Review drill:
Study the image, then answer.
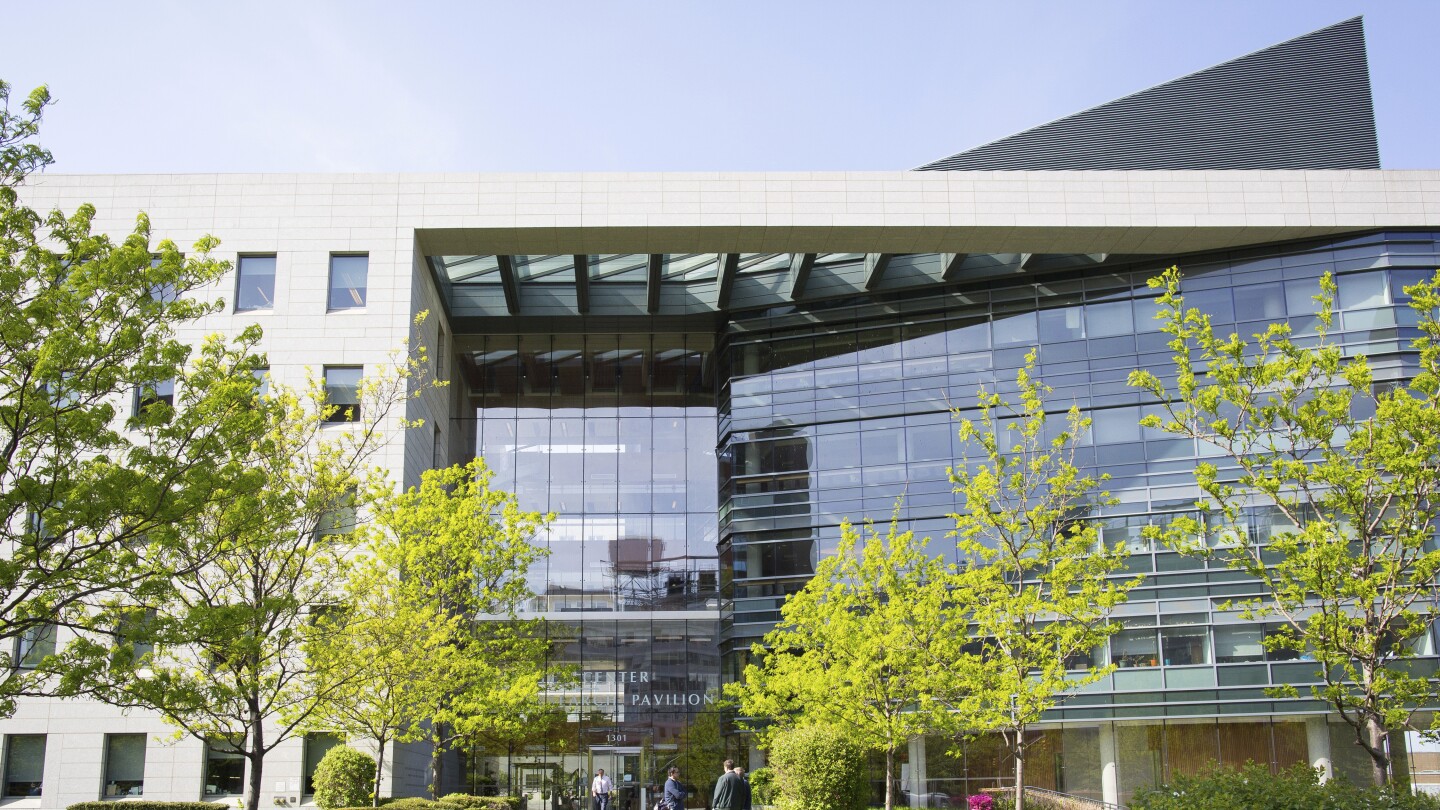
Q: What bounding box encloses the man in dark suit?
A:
[711,760,742,810]
[732,767,751,810]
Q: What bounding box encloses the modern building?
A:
[3,14,1440,809]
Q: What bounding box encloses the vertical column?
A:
[1099,723,1119,807]
[1307,716,1333,782]
[908,736,928,804]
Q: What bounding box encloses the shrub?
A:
[966,796,993,810]
[379,799,464,810]
[314,745,378,810]
[1129,763,1440,810]
[69,804,227,810]
[441,795,522,810]
[749,768,776,806]
[766,725,868,810]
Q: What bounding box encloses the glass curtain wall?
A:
[459,333,719,803]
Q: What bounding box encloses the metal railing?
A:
[1015,786,1124,810]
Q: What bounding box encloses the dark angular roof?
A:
[916,17,1380,171]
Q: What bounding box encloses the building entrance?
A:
[589,747,646,810]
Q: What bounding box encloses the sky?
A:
[2,1,1438,174]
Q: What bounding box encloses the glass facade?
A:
[460,333,720,802]
[448,231,1440,799]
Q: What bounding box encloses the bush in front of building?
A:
[69,804,230,810]
[313,745,378,809]
[377,799,464,810]
[1130,762,1440,810]
[766,725,868,810]
[441,794,522,810]
[748,768,776,806]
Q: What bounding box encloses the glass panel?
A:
[1161,627,1209,666]
[328,255,369,310]
[1338,271,1387,310]
[103,734,145,796]
[1086,300,1135,338]
[1112,629,1159,668]
[304,733,344,794]
[204,738,245,796]
[323,367,363,423]
[235,255,276,311]
[3,735,44,797]
[1233,283,1286,322]
[15,624,56,669]
[1215,626,1264,663]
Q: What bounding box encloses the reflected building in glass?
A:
[7,15,1440,809]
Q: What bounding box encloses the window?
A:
[327,255,368,310]
[323,367,362,423]
[203,738,245,796]
[235,255,276,312]
[1110,628,1158,668]
[115,608,156,661]
[103,734,145,796]
[148,256,178,303]
[317,488,357,538]
[1214,626,1265,663]
[303,733,343,794]
[135,378,175,416]
[252,367,270,400]
[14,624,56,669]
[3,735,45,797]
[1160,626,1209,666]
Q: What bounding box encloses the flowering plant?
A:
[966,796,994,810]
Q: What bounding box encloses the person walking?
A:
[732,767,751,810]
[712,760,742,810]
[592,769,614,810]
[664,767,686,810]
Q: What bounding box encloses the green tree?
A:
[1129,266,1440,786]
[942,353,1136,810]
[354,457,554,798]
[0,80,273,714]
[54,343,436,810]
[728,516,953,810]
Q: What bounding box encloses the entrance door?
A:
[588,748,646,810]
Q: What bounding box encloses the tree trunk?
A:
[374,737,388,807]
[246,706,266,810]
[884,744,894,810]
[1365,716,1390,787]
[430,725,447,799]
[1013,732,1026,810]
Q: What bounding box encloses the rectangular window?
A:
[1160,626,1210,666]
[317,488,357,538]
[3,734,45,797]
[235,255,276,312]
[148,256,178,303]
[1110,629,1159,668]
[103,734,146,796]
[1214,626,1265,663]
[323,366,362,423]
[303,733,343,794]
[203,738,245,796]
[327,255,368,310]
[14,624,56,669]
[253,367,269,400]
[115,608,156,661]
[135,379,175,416]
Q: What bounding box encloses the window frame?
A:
[2,734,46,797]
[326,254,369,311]
[102,733,146,797]
[322,366,363,424]
[234,254,278,313]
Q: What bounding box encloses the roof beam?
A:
[496,255,520,314]
[716,253,739,309]
[788,253,817,300]
[1085,253,1109,264]
[647,254,663,314]
[573,254,589,313]
[863,253,894,290]
[941,252,969,281]
[1018,253,1036,270]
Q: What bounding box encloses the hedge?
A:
[314,746,377,810]
[441,795,523,810]
[1130,763,1440,810]
[69,805,228,810]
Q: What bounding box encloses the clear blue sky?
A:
[3,1,1437,173]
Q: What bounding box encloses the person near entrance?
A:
[592,769,614,810]
[712,761,743,810]
[732,767,750,810]
[663,767,685,810]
